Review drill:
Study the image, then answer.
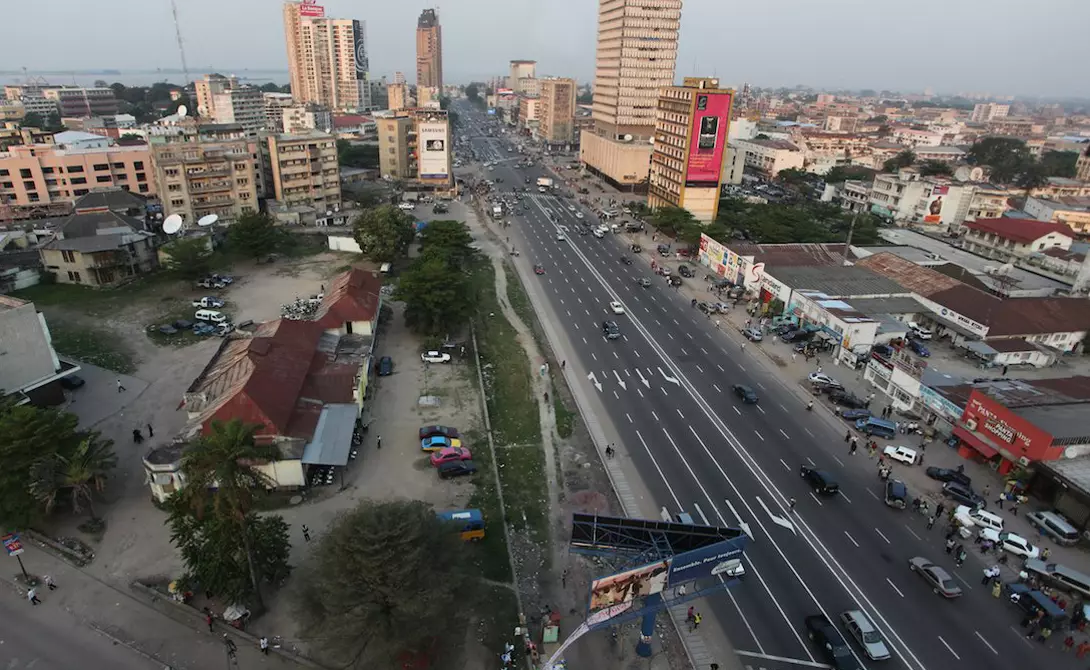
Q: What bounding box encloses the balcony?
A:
[86,251,125,268]
[186,166,231,179]
[190,180,234,193]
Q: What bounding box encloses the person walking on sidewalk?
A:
[116,379,126,393]
[690,612,702,632]
[43,575,56,590]
[302,525,311,542]
[260,636,269,655]
[205,610,214,633]
[27,587,41,605]
[686,606,694,623]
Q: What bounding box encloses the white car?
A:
[556,231,567,241]
[808,372,840,387]
[397,202,415,211]
[421,351,452,364]
[575,212,584,219]
[978,528,1040,559]
[609,301,625,315]
[567,205,576,212]
[882,445,919,465]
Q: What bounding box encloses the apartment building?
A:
[509,60,536,90]
[263,132,341,210]
[283,104,333,134]
[868,170,1009,228]
[411,109,452,190]
[148,123,259,225]
[42,87,118,117]
[648,77,734,223]
[537,77,576,145]
[1025,196,1090,235]
[0,295,76,406]
[1076,146,1090,182]
[263,92,295,132]
[368,78,389,110]
[961,218,1074,262]
[211,86,267,132]
[39,206,158,288]
[416,9,443,90]
[377,116,413,180]
[0,136,153,220]
[282,1,371,112]
[731,138,804,176]
[194,73,239,117]
[580,0,682,191]
[387,83,408,112]
[518,97,540,130]
[3,84,59,117]
[970,103,1009,123]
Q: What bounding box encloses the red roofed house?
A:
[961,218,1074,263]
[313,268,384,336]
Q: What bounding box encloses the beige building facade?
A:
[211,87,267,132]
[194,73,238,117]
[416,9,443,90]
[509,60,536,90]
[538,78,576,144]
[282,2,370,112]
[378,116,413,179]
[263,132,341,210]
[387,83,408,111]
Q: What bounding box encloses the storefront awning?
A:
[301,404,359,467]
[952,425,1000,459]
[966,341,998,357]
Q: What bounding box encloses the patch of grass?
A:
[494,446,549,541]
[503,261,534,327]
[48,319,136,373]
[281,234,328,258]
[14,274,181,317]
[470,583,520,659]
[552,382,574,440]
[464,427,513,583]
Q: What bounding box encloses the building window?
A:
[165,168,179,177]
[0,169,7,177]
[61,250,76,263]
[19,168,32,178]
[93,163,109,171]
[23,180,35,191]
[171,198,184,208]
[28,192,39,202]
[0,182,11,189]
[68,165,84,173]
[167,183,181,192]
[73,188,89,196]
[96,175,112,183]
[136,172,146,182]
[66,270,81,283]
[41,167,54,175]
[133,161,144,170]
[71,177,87,185]
[138,184,149,193]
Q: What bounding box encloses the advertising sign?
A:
[685,91,734,188]
[588,560,670,611]
[667,539,747,584]
[299,0,325,17]
[919,385,963,422]
[2,532,24,557]
[923,185,949,223]
[352,20,368,76]
[418,120,450,179]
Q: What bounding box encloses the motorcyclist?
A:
[806,400,814,411]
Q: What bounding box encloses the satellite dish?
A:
[162,214,183,235]
[198,214,219,227]
[954,166,971,182]
[177,104,188,118]
[623,134,633,141]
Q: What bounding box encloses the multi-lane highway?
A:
[454,103,1065,670]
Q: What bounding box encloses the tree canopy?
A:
[293,500,473,666]
[714,198,881,246]
[1039,150,1079,179]
[823,165,877,184]
[464,83,480,101]
[394,220,476,335]
[967,137,1032,183]
[882,149,916,173]
[917,160,954,177]
[352,206,416,263]
[337,139,379,169]
[162,236,213,279]
[227,212,290,259]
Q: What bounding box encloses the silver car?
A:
[839,610,890,661]
[743,327,763,341]
[908,556,962,598]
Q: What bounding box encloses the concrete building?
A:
[731,138,804,176]
[283,104,333,134]
[263,92,295,132]
[580,0,682,191]
[194,73,239,117]
[960,218,1075,262]
[411,108,452,191]
[148,123,259,225]
[0,295,80,406]
[518,96,540,130]
[211,86,267,132]
[42,87,118,117]
[971,103,1009,123]
[823,116,857,133]
[1025,195,1090,235]
[377,116,413,180]
[387,83,408,112]
[1076,145,1090,182]
[263,132,341,210]
[648,77,734,223]
[3,83,58,118]
[867,170,1008,228]
[282,1,370,112]
[416,9,443,91]
[537,77,576,145]
[509,60,536,91]
[0,137,153,218]
[721,146,745,185]
[418,86,438,108]
[368,77,388,110]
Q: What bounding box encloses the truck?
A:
[491,204,504,219]
[536,177,554,188]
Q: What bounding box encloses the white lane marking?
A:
[590,352,597,361]
[975,631,998,655]
[625,413,633,424]
[804,427,814,437]
[832,455,845,467]
[756,405,766,415]
[875,528,891,544]
[633,430,682,509]
[807,457,816,466]
[660,386,668,396]
[726,590,765,655]
[733,406,741,415]
[867,488,880,501]
[613,390,619,399]
[951,571,973,591]
[809,492,824,506]
[701,347,709,354]
[904,525,922,541]
[844,531,859,547]
[733,652,832,669]
[636,388,644,398]
[886,578,905,598]
[779,429,790,440]
[712,384,722,393]
[779,459,790,471]
[756,496,794,532]
[938,636,960,660]
[657,367,680,385]
[651,411,659,422]
[695,364,704,373]
[723,497,754,539]
[779,404,787,412]
[1010,626,1035,648]
[754,431,764,441]
[717,364,725,372]
[839,490,852,504]
[738,364,746,371]
[676,408,685,420]
[613,370,627,390]
[757,382,766,390]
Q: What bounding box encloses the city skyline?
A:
[2,0,1087,98]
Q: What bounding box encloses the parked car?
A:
[801,465,839,495]
[828,389,867,409]
[678,265,694,278]
[781,329,811,343]
[733,384,759,404]
[192,296,226,309]
[804,614,861,670]
[908,556,962,598]
[840,408,871,420]
[885,479,909,509]
[942,481,987,508]
[421,351,452,364]
[60,375,86,390]
[421,435,463,451]
[377,356,394,376]
[808,372,840,388]
[839,609,890,661]
[908,339,931,357]
[882,445,919,465]
[743,327,763,341]
[438,459,478,479]
[925,467,971,487]
[429,447,473,467]
[157,324,179,335]
[656,244,671,256]
[419,425,461,440]
[978,529,1040,559]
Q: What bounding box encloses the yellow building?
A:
[263,132,341,210]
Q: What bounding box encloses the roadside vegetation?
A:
[46,318,137,373]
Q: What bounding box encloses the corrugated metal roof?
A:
[768,265,906,298]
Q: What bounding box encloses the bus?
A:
[437,509,485,541]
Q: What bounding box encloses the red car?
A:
[534,264,545,275]
[430,446,472,467]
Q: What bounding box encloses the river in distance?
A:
[0,70,290,88]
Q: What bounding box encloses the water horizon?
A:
[1,69,290,88]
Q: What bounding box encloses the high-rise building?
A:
[971,102,1010,123]
[647,77,734,223]
[538,77,576,145]
[282,1,371,112]
[194,73,239,117]
[387,83,408,112]
[393,71,406,85]
[580,0,682,191]
[509,60,536,91]
[211,87,267,132]
[377,116,413,180]
[263,92,295,132]
[416,9,443,91]
[282,104,333,134]
[262,132,341,210]
[369,76,389,110]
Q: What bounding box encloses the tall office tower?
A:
[416,9,443,91]
[580,0,682,192]
[648,77,735,223]
[538,77,577,145]
[282,1,370,111]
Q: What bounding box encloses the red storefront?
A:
[952,389,1063,475]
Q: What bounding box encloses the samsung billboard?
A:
[418,120,450,180]
[684,91,734,188]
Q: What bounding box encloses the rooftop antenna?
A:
[169,0,198,128]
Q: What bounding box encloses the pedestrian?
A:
[1063,635,1075,652]
[605,445,615,458]
[690,612,702,631]
[302,524,311,542]
[996,495,1005,510]
[740,343,746,352]
[116,378,126,393]
[935,503,945,519]
[147,423,154,438]
[561,360,566,369]
[223,634,237,657]
[928,515,936,530]
[715,320,721,330]
[945,537,956,554]
[260,636,269,655]
[1041,547,1051,561]
[562,569,568,587]
[686,606,694,623]
[982,566,994,585]
[849,440,857,455]
[43,574,56,590]
[376,435,382,450]
[1039,627,1053,643]
[677,583,687,598]
[1011,502,1019,516]
[205,611,214,633]
[27,587,40,605]
[544,391,549,402]
[1076,640,1090,658]
[132,428,144,444]
[956,548,967,566]
[982,485,990,498]
[845,431,852,443]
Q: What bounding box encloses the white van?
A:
[955,505,1003,533]
[195,309,227,324]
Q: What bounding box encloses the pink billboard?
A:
[299,0,325,17]
[685,91,734,188]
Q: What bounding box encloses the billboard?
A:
[685,91,734,188]
[299,0,325,17]
[588,560,670,612]
[352,21,368,76]
[418,120,450,179]
[668,538,747,584]
[923,185,949,223]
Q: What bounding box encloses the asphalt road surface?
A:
[455,103,1066,670]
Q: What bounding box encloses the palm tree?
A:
[30,434,117,520]
[178,419,280,609]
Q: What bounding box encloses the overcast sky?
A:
[3,0,1086,98]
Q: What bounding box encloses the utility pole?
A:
[842,210,858,266]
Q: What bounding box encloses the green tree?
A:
[227,212,287,258]
[650,205,697,237]
[882,150,916,173]
[824,165,876,184]
[866,114,888,124]
[917,160,954,177]
[777,167,809,188]
[259,83,283,93]
[294,500,472,666]
[967,137,1032,184]
[418,219,475,267]
[169,503,291,603]
[352,206,415,262]
[174,419,282,609]
[395,256,472,335]
[1039,150,1079,178]
[29,434,116,520]
[162,236,213,278]
[0,398,82,528]
[576,89,593,105]
[1015,161,1050,193]
[336,139,379,169]
[20,111,44,128]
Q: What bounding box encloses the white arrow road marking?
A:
[756,496,796,534]
[660,506,673,522]
[636,368,650,388]
[723,498,754,540]
[613,370,627,390]
[658,367,680,386]
[587,371,603,392]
